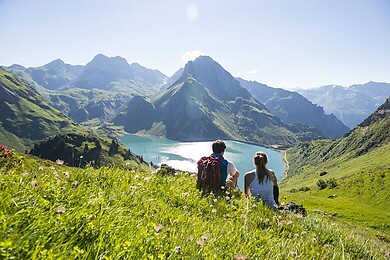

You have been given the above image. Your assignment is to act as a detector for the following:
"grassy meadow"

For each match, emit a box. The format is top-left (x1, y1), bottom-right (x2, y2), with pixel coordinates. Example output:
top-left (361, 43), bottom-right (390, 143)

top-left (0, 147), bottom-right (388, 259)
top-left (280, 142), bottom-right (390, 257)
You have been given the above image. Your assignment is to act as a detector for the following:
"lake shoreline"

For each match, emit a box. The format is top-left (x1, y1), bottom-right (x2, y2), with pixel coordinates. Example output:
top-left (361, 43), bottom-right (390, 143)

top-left (281, 150), bottom-right (289, 180)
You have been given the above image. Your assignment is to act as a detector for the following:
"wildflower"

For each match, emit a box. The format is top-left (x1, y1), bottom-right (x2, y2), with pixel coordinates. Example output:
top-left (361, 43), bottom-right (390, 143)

top-left (300, 231), bottom-right (307, 236)
top-left (201, 234), bottom-right (209, 240)
top-left (231, 205), bottom-right (237, 210)
top-left (174, 246), bottom-right (181, 254)
top-left (72, 180), bottom-right (78, 187)
top-left (212, 208), bottom-right (217, 214)
top-left (63, 172), bottom-right (70, 178)
top-left (311, 237), bottom-right (317, 243)
top-left (234, 254), bottom-right (248, 260)
top-left (225, 196), bottom-right (231, 201)
top-left (154, 224), bottom-right (163, 232)
top-left (22, 171), bottom-right (29, 177)
top-left (38, 166), bottom-right (44, 171)
top-left (213, 198), bottom-right (217, 203)
top-left (182, 192), bottom-right (189, 197)
top-left (3, 151), bottom-right (10, 158)
top-left (56, 159), bottom-right (64, 165)
top-left (187, 235), bottom-right (193, 241)
top-left (288, 251), bottom-right (297, 257)
top-left (30, 180), bottom-right (38, 187)
top-left (287, 220), bottom-right (293, 225)
top-left (197, 238), bottom-right (205, 247)
top-left (56, 206), bottom-right (65, 214)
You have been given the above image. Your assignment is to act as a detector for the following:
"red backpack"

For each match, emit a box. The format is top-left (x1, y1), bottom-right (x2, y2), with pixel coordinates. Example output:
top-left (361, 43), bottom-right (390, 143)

top-left (197, 155), bottom-right (222, 190)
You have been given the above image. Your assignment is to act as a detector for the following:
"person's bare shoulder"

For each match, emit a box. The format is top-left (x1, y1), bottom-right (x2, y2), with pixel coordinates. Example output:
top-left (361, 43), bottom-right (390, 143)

top-left (244, 170), bottom-right (255, 177)
top-left (268, 169), bottom-right (277, 184)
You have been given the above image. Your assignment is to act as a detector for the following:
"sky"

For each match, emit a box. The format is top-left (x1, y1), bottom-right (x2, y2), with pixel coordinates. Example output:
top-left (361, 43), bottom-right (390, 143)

top-left (0, 0), bottom-right (389, 90)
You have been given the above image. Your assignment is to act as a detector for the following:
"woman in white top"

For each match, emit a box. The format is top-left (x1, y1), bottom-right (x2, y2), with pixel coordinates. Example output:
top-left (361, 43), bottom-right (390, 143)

top-left (244, 151), bottom-right (278, 208)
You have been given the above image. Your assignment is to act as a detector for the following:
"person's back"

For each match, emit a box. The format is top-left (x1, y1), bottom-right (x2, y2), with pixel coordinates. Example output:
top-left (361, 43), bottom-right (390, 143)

top-left (244, 151), bottom-right (277, 208)
top-left (197, 140), bottom-right (239, 190)
top-left (247, 170), bottom-right (275, 207)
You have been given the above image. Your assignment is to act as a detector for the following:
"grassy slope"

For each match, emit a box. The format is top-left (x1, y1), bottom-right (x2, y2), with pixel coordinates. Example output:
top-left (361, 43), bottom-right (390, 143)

top-left (280, 143), bottom-right (390, 231)
top-left (0, 68), bottom-right (76, 151)
top-left (0, 152), bottom-right (387, 259)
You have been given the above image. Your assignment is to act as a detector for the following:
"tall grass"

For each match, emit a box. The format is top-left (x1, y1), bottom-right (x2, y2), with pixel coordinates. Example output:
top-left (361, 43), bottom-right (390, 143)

top-left (0, 152), bottom-right (386, 259)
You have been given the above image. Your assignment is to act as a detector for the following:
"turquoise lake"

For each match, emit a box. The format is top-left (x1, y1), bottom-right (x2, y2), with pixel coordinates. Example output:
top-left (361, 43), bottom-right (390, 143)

top-left (120, 134), bottom-right (284, 189)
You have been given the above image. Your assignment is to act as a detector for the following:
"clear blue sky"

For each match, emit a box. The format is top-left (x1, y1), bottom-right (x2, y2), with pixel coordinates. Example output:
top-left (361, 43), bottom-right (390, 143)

top-left (0, 0), bottom-right (389, 90)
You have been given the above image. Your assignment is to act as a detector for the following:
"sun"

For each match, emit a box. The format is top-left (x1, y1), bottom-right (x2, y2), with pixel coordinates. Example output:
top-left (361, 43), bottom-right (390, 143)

top-left (186, 3), bottom-right (198, 22)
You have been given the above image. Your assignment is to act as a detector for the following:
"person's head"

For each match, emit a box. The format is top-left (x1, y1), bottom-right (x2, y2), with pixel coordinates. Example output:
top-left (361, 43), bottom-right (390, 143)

top-left (212, 140), bottom-right (226, 154)
top-left (254, 151), bottom-right (268, 169)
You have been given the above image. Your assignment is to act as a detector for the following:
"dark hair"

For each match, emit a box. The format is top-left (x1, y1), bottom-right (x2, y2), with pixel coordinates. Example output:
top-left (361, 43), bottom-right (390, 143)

top-left (212, 140), bottom-right (226, 153)
top-left (254, 151), bottom-right (269, 184)
top-left (254, 151), bottom-right (268, 167)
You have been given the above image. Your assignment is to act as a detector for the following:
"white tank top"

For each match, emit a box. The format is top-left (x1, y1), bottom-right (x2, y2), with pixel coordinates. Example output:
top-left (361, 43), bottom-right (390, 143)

top-left (249, 170), bottom-right (275, 207)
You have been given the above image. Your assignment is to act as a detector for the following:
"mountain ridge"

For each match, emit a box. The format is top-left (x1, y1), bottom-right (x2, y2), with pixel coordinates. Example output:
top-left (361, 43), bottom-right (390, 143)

top-left (298, 82), bottom-right (390, 129)
top-left (239, 78), bottom-right (350, 138)
top-left (115, 56), bottom-right (323, 147)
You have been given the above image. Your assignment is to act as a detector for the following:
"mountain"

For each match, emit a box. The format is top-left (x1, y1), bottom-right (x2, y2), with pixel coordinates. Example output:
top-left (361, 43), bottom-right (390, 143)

top-left (4, 55), bottom-right (167, 124)
top-left (115, 56), bottom-right (323, 148)
top-left (72, 54), bottom-right (167, 94)
top-left (0, 67), bottom-right (75, 151)
top-left (6, 59), bottom-right (84, 90)
top-left (298, 82), bottom-right (390, 129)
top-left (239, 79), bottom-right (350, 138)
top-left (48, 88), bottom-right (131, 123)
top-left (6, 54), bottom-right (167, 95)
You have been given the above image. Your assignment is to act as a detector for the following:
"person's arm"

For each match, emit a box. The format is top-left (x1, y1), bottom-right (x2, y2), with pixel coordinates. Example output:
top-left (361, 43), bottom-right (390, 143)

top-left (244, 172), bottom-right (254, 197)
top-left (268, 170), bottom-right (279, 205)
top-left (269, 170), bottom-right (278, 186)
top-left (226, 162), bottom-right (239, 188)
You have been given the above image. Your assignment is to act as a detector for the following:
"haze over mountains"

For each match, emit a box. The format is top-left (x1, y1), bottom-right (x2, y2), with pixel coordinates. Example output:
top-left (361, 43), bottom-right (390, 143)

top-left (298, 82), bottom-right (390, 129)
top-left (2, 54), bottom-right (390, 149)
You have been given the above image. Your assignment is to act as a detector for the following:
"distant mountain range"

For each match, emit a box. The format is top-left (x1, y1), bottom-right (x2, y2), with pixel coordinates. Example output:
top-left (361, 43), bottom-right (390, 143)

top-left (6, 54), bottom-right (167, 95)
top-left (298, 82), bottom-right (390, 129)
top-left (3, 54), bottom-right (389, 148)
top-left (114, 56), bottom-right (323, 147)
top-left (238, 79), bottom-right (350, 138)
top-left (5, 54), bottom-right (168, 124)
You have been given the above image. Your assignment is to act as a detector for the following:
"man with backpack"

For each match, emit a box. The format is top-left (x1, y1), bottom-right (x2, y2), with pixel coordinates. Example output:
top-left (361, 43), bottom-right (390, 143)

top-left (197, 140), bottom-right (240, 191)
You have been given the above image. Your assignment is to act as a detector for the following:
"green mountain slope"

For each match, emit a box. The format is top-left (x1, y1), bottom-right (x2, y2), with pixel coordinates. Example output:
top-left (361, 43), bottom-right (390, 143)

top-left (0, 67), bottom-right (75, 151)
top-left (115, 57), bottom-right (322, 148)
top-left (280, 97), bottom-right (390, 235)
top-left (30, 133), bottom-right (146, 169)
top-left (0, 152), bottom-right (386, 258)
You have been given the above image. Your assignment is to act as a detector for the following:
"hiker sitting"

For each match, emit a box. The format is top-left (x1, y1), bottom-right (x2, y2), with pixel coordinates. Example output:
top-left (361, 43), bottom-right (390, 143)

top-left (197, 140), bottom-right (240, 190)
top-left (244, 151), bottom-right (278, 208)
